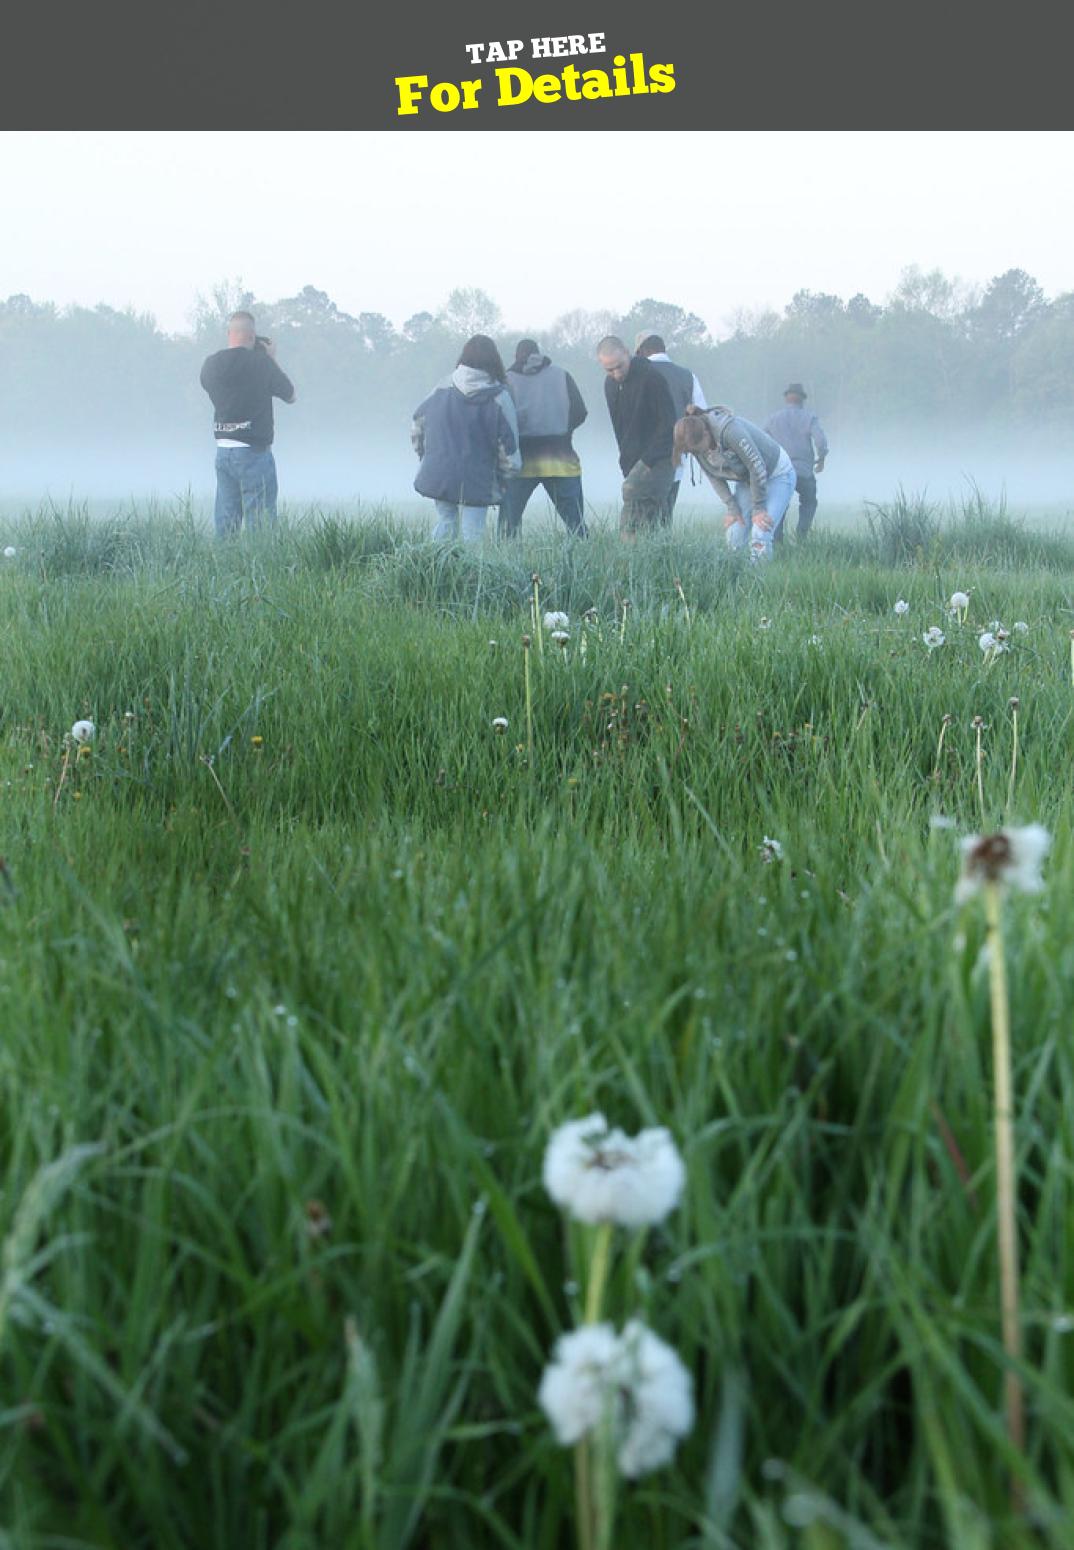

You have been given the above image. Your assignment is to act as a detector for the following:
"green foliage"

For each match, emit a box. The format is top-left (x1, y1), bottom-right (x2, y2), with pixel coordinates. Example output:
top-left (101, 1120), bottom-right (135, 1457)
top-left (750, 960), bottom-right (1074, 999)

top-left (1, 504), bottom-right (1073, 1546)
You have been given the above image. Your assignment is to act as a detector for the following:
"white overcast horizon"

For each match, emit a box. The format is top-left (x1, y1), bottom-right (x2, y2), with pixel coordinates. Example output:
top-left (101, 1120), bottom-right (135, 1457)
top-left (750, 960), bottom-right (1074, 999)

top-left (3, 130), bottom-right (1071, 338)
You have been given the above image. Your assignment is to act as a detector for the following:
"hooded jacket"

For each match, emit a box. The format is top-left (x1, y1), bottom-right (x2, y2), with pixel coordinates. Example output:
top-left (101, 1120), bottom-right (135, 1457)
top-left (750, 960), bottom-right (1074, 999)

top-left (506, 353), bottom-right (587, 478)
top-left (690, 408), bottom-right (790, 514)
top-left (411, 366), bottom-right (521, 507)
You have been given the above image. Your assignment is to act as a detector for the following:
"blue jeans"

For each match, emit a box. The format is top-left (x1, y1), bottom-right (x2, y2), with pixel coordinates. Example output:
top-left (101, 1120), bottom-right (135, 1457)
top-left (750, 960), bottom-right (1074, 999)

top-left (432, 500), bottom-right (489, 543)
top-left (214, 446), bottom-right (279, 536)
top-left (498, 475), bottom-right (587, 538)
top-left (728, 459), bottom-right (797, 560)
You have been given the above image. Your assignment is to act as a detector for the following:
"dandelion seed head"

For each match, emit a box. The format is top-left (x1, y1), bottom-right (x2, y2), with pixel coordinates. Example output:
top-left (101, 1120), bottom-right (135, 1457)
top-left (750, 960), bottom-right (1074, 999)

top-left (923, 627), bottom-right (946, 650)
top-left (894, 599), bottom-right (910, 615)
top-left (542, 1112), bottom-right (685, 1228)
top-left (2, 546), bottom-right (16, 559)
top-left (1013, 621), bottom-right (1029, 634)
top-left (491, 716), bottom-right (509, 733)
top-left (955, 823), bottom-right (1051, 903)
top-left (70, 720), bottom-right (95, 744)
top-left (537, 1320), bottom-right (694, 1478)
top-left (543, 611), bottom-right (569, 632)
top-left (759, 836), bottom-right (784, 864)
top-left (950, 590), bottom-right (970, 610)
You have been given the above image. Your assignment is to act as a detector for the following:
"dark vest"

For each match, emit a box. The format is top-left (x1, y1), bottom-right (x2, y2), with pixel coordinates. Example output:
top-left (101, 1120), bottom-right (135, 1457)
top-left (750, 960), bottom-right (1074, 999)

top-left (648, 358), bottom-right (695, 419)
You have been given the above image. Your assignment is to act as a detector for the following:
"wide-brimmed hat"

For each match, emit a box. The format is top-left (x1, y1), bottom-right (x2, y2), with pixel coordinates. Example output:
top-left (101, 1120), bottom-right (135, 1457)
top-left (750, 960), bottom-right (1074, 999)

top-left (783, 382), bottom-right (808, 398)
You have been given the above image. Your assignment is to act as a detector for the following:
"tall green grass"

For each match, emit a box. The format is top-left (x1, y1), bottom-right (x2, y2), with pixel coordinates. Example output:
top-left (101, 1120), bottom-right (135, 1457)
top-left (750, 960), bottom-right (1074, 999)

top-left (1, 497), bottom-right (1073, 1547)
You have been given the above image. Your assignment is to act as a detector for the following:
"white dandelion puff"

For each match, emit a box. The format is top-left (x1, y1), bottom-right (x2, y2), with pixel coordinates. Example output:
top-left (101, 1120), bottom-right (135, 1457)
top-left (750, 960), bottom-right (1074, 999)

top-left (949, 590), bottom-right (970, 611)
top-left (1013, 621), bottom-right (1029, 634)
top-left (542, 1112), bottom-right (685, 1228)
top-left (550, 630), bottom-right (570, 647)
top-left (537, 1323), bottom-right (622, 1447)
top-left (894, 599), bottom-right (910, 616)
top-left (955, 823), bottom-right (1051, 904)
top-left (923, 627), bottom-right (946, 650)
top-left (538, 1320), bottom-right (694, 1478)
top-left (543, 611), bottom-right (569, 632)
top-left (491, 716), bottom-right (509, 734)
top-left (759, 836), bottom-right (784, 863)
top-left (979, 631), bottom-right (997, 652)
top-left (70, 720), bottom-right (95, 744)
top-left (2, 546), bottom-right (16, 559)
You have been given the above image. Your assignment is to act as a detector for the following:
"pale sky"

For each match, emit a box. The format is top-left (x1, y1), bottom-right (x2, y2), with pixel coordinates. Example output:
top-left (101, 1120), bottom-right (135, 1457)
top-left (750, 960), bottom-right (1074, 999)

top-left (3, 131), bottom-right (1071, 337)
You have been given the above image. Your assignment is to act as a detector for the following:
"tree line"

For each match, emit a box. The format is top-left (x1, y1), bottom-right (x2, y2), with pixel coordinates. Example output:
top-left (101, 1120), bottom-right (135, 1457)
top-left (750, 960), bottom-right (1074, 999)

top-left (1, 267), bottom-right (1070, 486)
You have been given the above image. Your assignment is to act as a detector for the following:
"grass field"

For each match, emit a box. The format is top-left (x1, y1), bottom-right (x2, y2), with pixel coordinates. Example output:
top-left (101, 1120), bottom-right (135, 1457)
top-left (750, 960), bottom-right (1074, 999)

top-left (2, 494), bottom-right (1073, 1548)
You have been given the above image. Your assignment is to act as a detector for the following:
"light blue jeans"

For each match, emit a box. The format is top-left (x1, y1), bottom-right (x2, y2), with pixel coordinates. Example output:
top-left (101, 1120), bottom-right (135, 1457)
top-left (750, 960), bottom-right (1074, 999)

top-left (727, 456), bottom-right (797, 560)
top-left (432, 500), bottom-right (489, 543)
top-left (214, 446), bottom-right (279, 537)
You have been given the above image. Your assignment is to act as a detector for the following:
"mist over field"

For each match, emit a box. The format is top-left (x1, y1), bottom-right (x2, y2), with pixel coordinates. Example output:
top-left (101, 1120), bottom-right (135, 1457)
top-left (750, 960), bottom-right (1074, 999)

top-left (1, 265), bottom-right (1072, 519)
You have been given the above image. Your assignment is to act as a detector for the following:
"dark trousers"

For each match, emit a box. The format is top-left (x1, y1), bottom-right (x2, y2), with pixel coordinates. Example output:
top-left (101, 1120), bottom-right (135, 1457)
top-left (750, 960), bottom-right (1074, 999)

top-left (663, 478), bottom-right (682, 525)
top-left (498, 474), bottom-right (587, 538)
top-left (774, 472), bottom-right (818, 544)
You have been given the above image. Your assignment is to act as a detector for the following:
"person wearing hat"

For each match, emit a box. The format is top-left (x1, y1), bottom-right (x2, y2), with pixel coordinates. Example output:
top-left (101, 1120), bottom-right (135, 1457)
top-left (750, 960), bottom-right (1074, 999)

top-left (764, 383), bottom-right (829, 542)
top-left (499, 339), bottom-right (589, 538)
top-left (633, 331), bottom-right (708, 523)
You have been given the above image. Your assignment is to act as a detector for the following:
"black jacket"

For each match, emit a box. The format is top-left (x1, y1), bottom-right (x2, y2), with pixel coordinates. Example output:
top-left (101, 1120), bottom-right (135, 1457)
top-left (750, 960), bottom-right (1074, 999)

top-left (200, 346), bottom-right (295, 448)
top-left (603, 356), bottom-right (676, 474)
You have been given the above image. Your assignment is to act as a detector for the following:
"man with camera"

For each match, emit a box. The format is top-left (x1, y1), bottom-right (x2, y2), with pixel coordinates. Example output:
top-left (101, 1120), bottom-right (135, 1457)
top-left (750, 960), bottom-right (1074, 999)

top-left (199, 310), bottom-right (296, 536)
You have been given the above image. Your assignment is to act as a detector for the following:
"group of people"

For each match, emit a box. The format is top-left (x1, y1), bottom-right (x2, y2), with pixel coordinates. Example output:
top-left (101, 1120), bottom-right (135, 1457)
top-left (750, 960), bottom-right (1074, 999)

top-left (199, 310), bottom-right (830, 557)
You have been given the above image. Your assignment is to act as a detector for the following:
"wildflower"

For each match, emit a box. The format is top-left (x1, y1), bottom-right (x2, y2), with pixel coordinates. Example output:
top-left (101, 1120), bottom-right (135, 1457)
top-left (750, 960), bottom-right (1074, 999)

top-left (950, 590), bottom-right (970, 611)
top-left (808, 634), bottom-right (822, 646)
top-left (70, 720), bottom-right (95, 744)
top-left (955, 823), bottom-right (1051, 904)
top-left (758, 617), bottom-right (772, 631)
top-left (251, 734), bottom-right (263, 746)
top-left (978, 631), bottom-right (998, 653)
top-left (759, 836), bottom-right (784, 863)
top-left (543, 611), bottom-right (569, 632)
top-left (550, 630), bottom-right (570, 648)
top-left (538, 1320), bottom-right (694, 1478)
top-left (923, 627), bottom-right (946, 650)
top-left (930, 813), bottom-right (957, 830)
top-left (894, 599), bottom-right (910, 615)
top-left (1013, 621), bottom-right (1029, 634)
top-left (492, 716), bottom-right (509, 734)
top-left (2, 546), bottom-right (15, 559)
top-left (542, 1112), bottom-right (685, 1228)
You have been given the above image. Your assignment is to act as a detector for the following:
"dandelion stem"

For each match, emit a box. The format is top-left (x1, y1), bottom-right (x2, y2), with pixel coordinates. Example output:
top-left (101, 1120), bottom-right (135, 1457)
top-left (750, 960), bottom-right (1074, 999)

top-left (584, 1222), bottom-right (614, 1326)
top-left (52, 742), bottom-right (71, 811)
top-left (619, 599), bottom-right (629, 644)
top-left (1007, 706), bottom-right (1019, 815)
top-left (984, 880), bottom-right (1026, 1505)
top-left (932, 716), bottom-right (951, 784)
top-left (532, 575), bottom-right (544, 656)
top-left (673, 577), bottom-right (691, 629)
top-left (975, 722), bottom-right (986, 828)
top-left (523, 638), bottom-right (534, 764)
top-left (574, 1439), bottom-right (595, 1550)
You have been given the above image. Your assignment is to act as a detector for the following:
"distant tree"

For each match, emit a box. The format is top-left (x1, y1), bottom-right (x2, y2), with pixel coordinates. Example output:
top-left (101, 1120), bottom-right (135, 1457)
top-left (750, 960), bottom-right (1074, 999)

top-left (190, 277), bottom-right (256, 341)
top-left (846, 293), bottom-right (882, 326)
top-left (618, 298), bottom-right (710, 352)
top-left (403, 311), bottom-right (437, 343)
top-left (888, 265), bottom-right (979, 325)
top-left (972, 268), bottom-right (1047, 345)
top-left (546, 308), bottom-right (619, 352)
top-left (437, 288), bottom-right (502, 339)
top-left (784, 290), bottom-right (844, 323)
top-left (355, 312), bottom-right (397, 353)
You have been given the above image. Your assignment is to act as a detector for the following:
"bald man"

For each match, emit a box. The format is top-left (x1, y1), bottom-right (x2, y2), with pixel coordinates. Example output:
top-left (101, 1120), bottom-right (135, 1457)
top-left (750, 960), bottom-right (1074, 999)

top-left (200, 310), bottom-right (296, 536)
